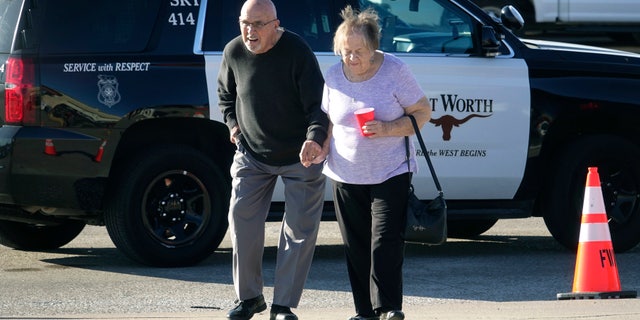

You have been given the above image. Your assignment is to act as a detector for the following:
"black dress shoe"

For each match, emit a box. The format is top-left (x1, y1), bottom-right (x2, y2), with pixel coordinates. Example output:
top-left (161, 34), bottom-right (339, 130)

top-left (348, 315), bottom-right (379, 320)
top-left (270, 304), bottom-right (298, 320)
top-left (226, 294), bottom-right (267, 320)
top-left (379, 310), bottom-right (404, 320)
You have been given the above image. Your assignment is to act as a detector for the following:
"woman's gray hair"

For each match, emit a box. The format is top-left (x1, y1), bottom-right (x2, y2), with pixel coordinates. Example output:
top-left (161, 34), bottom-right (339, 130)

top-left (333, 6), bottom-right (381, 56)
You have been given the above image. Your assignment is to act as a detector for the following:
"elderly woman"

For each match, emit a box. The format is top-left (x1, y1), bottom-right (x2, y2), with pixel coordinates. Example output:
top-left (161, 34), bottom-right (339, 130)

top-left (310, 5), bottom-right (431, 320)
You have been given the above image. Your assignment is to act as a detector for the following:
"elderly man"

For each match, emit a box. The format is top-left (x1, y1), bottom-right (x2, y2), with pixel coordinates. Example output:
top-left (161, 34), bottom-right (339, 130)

top-left (217, 0), bottom-right (328, 319)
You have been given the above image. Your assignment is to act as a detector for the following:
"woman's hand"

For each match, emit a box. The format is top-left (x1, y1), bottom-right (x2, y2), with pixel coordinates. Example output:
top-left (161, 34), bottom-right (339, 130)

top-left (363, 96), bottom-right (432, 138)
top-left (361, 120), bottom-right (386, 137)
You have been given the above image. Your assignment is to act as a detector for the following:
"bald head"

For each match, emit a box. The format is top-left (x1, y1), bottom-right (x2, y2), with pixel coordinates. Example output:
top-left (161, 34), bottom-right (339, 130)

top-left (241, 0), bottom-right (277, 19)
top-left (239, 0), bottom-right (281, 54)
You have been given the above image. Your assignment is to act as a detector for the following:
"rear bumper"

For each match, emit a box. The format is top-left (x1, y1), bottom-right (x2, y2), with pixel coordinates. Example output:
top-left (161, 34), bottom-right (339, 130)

top-left (0, 125), bottom-right (107, 210)
top-left (0, 125), bottom-right (21, 204)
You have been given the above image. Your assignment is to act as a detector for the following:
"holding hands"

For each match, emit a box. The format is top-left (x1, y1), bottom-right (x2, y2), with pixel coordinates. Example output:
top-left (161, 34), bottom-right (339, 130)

top-left (299, 139), bottom-right (328, 167)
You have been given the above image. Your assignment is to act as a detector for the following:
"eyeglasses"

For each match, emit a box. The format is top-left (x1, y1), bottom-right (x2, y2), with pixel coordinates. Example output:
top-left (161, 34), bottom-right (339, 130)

top-left (341, 50), bottom-right (368, 60)
top-left (239, 18), bottom-right (277, 30)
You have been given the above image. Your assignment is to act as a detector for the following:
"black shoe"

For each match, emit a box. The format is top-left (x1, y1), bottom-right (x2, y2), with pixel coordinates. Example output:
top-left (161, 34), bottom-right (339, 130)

top-left (226, 294), bottom-right (267, 320)
top-left (379, 310), bottom-right (404, 320)
top-left (348, 315), bottom-right (379, 320)
top-left (270, 304), bottom-right (298, 320)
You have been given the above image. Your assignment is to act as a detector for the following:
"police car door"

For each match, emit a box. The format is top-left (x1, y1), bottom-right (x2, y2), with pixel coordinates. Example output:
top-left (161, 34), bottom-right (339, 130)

top-left (369, 0), bottom-right (530, 200)
top-left (195, 0), bottom-right (530, 202)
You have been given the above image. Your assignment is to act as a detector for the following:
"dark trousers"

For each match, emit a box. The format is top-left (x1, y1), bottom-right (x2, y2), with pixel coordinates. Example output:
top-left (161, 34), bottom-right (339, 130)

top-left (332, 172), bottom-right (410, 316)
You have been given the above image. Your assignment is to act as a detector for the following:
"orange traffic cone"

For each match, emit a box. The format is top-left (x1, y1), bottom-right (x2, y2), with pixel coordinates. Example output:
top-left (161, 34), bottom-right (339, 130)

top-left (44, 139), bottom-right (57, 156)
top-left (557, 167), bottom-right (637, 300)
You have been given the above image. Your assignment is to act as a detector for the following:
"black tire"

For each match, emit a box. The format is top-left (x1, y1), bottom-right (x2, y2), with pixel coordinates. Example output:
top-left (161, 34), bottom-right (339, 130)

top-left (0, 218), bottom-right (85, 250)
top-left (542, 135), bottom-right (640, 253)
top-left (105, 145), bottom-right (229, 267)
top-left (447, 218), bottom-right (498, 238)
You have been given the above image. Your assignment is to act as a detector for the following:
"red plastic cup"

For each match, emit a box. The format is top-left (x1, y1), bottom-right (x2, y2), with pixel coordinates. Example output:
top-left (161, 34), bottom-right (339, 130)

top-left (354, 107), bottom-right (375, 136)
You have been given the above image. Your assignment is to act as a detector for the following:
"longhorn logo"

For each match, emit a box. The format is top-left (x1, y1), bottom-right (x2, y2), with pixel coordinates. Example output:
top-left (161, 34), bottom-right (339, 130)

top-left (430, 114), bottom-right (492, 141)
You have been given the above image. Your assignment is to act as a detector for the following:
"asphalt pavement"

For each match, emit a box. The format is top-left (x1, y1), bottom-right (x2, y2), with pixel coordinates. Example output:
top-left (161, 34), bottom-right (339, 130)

top-left (3, 27), bottom-right (640, 320)
top-left (5, 218), bottom-right (639, 320)
top-left (21, 299), bottom-right (640, 319)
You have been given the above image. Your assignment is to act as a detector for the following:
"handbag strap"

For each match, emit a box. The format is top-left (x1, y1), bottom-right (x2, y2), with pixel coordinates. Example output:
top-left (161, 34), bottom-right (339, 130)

top-left (404, 114), bottom-right (443, 194)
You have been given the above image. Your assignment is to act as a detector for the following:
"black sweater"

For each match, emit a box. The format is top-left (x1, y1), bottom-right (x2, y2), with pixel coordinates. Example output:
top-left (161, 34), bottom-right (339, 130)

top-left (218, 31), bottom-right (328, 166)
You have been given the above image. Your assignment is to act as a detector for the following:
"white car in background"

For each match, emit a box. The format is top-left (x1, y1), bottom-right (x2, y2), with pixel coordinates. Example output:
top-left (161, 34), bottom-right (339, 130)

top-left (471, 0), bottom-right (640, 41)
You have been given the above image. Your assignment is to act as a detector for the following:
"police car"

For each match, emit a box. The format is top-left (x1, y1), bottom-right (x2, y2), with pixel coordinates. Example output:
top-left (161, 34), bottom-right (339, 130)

top-left (0, 0), bottom-right (639, 267)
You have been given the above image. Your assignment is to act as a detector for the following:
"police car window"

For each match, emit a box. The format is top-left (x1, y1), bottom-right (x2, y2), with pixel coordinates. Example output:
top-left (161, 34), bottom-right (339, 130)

top-left (361, 0), bottom-right (474, 54)
top-left (39, 1), bottom-right (159, 54)
top-left (201, 1), bottom-right (242, 52)
top-left (0, 0), bottom-right (22, 53)
top-left (201, 0), bottom-right (339, 52)
top-left (274, 0), bottom-right (338, 52)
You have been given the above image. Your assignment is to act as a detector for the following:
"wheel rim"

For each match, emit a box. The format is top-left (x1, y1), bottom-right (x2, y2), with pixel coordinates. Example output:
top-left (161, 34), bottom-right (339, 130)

top-left (141, 169), bottom-right (211, 247)
top-left (571, 162), bottom-right (640, 229)
top-left (599, 165), bottom-right (640, 228)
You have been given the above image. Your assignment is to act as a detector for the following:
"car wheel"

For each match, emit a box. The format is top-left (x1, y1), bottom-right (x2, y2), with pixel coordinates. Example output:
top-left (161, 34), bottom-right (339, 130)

top-left (105, 145), bottom-right (229, 267)
top-left (447, 218), bottom-right (498, 238)
top-left (0, 218), bottom-right (85, 250)
top-left (542, 135), bottom-right (640, 252)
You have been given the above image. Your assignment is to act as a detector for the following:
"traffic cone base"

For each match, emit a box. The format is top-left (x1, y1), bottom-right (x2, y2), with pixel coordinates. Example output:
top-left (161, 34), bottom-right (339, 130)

top-left (557, 291), bottom-right (637, 300)
top-left (557, 167), bottom-right (637, 300)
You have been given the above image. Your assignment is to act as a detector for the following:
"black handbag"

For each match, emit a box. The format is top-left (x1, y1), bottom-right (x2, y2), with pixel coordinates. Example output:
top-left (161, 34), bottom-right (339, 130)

top-left (404, 115), bottom-right (447, 245)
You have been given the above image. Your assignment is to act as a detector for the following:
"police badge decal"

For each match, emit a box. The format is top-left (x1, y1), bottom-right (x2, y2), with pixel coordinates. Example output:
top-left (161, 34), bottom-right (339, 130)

top-left (97, 75), bottom-right (121, 107)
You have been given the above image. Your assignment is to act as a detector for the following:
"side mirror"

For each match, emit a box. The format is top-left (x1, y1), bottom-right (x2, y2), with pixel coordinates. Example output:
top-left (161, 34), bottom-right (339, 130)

top-left (500, 5), bottom-right (525, 31)
top-left (481, 26), bottom-right (501, 57)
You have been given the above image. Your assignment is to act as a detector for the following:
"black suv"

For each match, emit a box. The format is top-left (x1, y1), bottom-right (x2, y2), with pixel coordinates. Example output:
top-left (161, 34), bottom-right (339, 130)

top-left (0, 0), bottom-right (234, 267)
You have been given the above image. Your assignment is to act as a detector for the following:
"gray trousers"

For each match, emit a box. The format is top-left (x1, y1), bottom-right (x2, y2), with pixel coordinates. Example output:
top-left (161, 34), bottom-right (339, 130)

top-left (228, 146), bottom-right (325, 308)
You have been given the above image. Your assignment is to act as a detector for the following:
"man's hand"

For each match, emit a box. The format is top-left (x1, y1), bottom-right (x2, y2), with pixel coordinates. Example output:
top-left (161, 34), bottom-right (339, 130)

top-left (299, 140), bottom-right (325, 168)
top-left (230, 126), bottom-right (241, 144)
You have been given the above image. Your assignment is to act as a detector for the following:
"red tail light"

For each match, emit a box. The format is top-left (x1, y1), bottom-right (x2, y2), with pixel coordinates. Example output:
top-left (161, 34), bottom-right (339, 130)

top-left (5, 56), bottom-right (36, 124)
